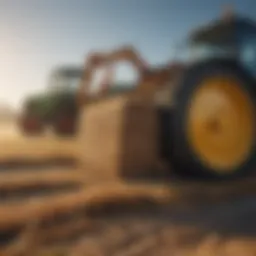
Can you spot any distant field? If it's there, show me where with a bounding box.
[0,121,19,138]
[0,121,78,161]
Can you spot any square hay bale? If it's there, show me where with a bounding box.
[77,95,158,182]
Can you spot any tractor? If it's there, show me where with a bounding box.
[76,11,256,182]
[19,65,135,136]
[19,66,83,136]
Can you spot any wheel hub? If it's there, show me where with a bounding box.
[187,76,254,173]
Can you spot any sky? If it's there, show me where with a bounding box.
[0,0,256,110]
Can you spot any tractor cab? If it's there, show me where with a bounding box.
[48,66,84,93]
[189,14,256,76]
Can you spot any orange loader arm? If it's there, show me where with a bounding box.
[76,45,149,105]
[77,45,184,105]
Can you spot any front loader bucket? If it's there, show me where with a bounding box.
[77,95,159,183]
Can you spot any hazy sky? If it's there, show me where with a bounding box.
[0,0,256,109]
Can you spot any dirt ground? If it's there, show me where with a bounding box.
[0,121,255,256]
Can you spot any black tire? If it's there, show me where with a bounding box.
[19,115,44,136]
[170,59,256,180]
[53,114,77,136]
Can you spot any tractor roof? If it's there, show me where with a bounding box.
[52,66,83,79]
[190,15,256,45]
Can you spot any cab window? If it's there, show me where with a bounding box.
[240,35,256,76]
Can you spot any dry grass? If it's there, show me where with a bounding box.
[0,121,255,256]
[0,168,84,192]
[1,182,256,256]
[0,184,165,231]
[31,225,256,256]
[35,238,256,256]
[0,136,78,162]
[1,179,256,230]
[174,235,256,256]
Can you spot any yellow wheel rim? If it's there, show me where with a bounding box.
[187,76,254,173]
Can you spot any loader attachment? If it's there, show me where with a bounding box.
[76,45,149,105]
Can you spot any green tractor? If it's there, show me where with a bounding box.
[19,65,133,136]
[19,66,83,136]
